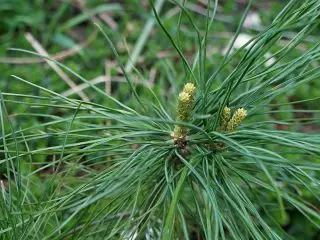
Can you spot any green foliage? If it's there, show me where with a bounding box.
[0,0,320,239]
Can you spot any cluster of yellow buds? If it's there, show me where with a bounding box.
[173,83,196,140]
[220,106,247,132]
[220,106,231,130]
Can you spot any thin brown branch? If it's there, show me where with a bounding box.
[25,32,89,101]
[62,75,152,98]
[0,31,97,64]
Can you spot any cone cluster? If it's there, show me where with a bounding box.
[220,107,247,132]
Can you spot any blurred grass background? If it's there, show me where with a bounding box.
[1,0,319,132]
[0,0,319,238]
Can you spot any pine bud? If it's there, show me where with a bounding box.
[173,83,196,140]
[183,83,196,96]
[176,92,192,122]
[226,108,247,132]
[220,106,231,130]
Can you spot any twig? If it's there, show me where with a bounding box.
[62,75,152,97]
[0,31,97,64]
[104,61,114,94]
[99,13,118,30]
[76,0,118,30]
[149,68,157,86]
[25,32,89,101]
